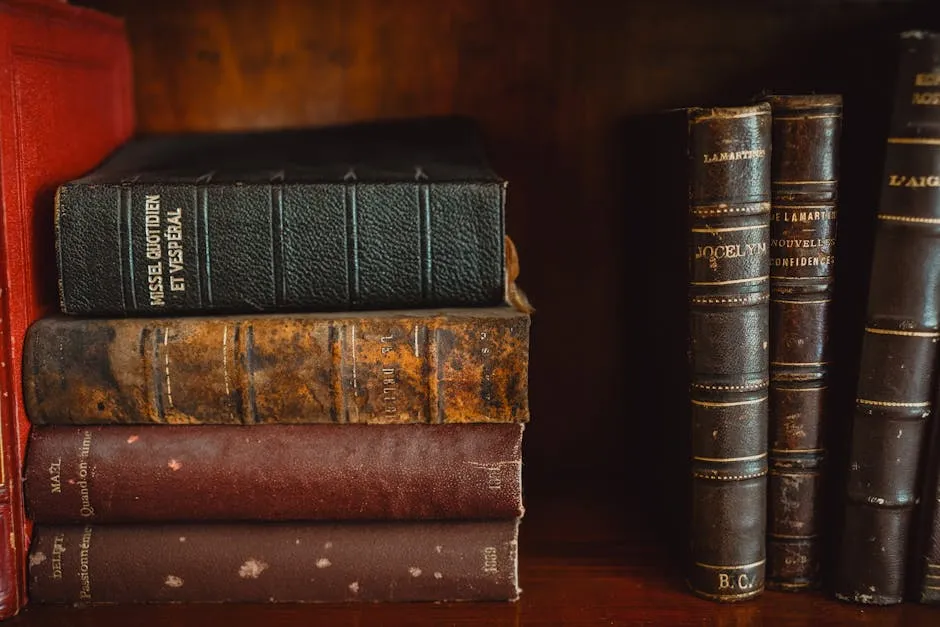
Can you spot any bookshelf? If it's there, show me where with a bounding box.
[12,484,940,625]
[12,0,938,623]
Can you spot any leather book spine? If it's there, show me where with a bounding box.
[28,520,521,604]
[835,31,940,606]
[24,307,530,425]
[918,372,940,604]
[763,94,843,591]
[687,103,771,603]
[55,178,506,315]
[920,496,940,602]
[0,1,135,618]
[25,424,523,523]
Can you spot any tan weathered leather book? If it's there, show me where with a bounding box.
[23,307,529,425]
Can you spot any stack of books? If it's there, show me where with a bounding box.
[20,118,532,604]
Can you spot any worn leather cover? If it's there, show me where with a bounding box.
[24,307,529,425]
[762,94,842,591]
[0,0,134,618]
[687,103,771,602]
[55,117,506,315]
[921,503,940,602]
[836,31,940,606]
[24,424,523,523]
[919,366,940,603]
[28,520,520,604]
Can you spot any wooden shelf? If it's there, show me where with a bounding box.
[32,1,939,623]
[8,486,938,626]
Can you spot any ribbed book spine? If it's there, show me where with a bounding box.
[836,30,940,605]
[55,175,506,316]
[687,103,771,602]
[24,308,529,425]
[918,369,940,604]
[763,94,843,591]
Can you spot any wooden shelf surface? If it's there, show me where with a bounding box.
[8,487,937,626]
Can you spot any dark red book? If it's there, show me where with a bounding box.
[28,520,521,604]
[0,0,134,617]
[24,424,524,523]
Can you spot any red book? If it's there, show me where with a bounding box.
[0,0,133,617]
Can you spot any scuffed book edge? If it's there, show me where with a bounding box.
[834,590,901,606]
[504,235,534,315]
[53,186,66,314]
[510,516,522,601]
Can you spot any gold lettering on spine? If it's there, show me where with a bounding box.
[914,65,940,103]
[380,334,398,416]
[165,207,186,293]
[698,559,764,593]
[771,210,837,222]
[770,238,834,249]
[51,533,65,579]
[78,526,93,601]
[912,92,940,106]
[770,256,833,268]
[48,457,62,494]
[78,430,94,518]
[469,461,506,491]
[887,174,940,187]
[484,465,502,490]
[694,225,768,272]
[915,73,940,86]
[483,546,499,574]
[145,195,165,306]
[695,242,768,262]
[716,572,758,591]
[770,205,835,268]
[702,148,767,164]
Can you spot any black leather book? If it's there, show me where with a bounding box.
[54,117,506,315]
[685,103,771,603]
[835,31,940,605]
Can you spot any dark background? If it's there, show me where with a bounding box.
[77,0,932,502]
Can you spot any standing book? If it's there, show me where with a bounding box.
[685,103,772,602]
[763,94,842,591]
[919,366,940,604]
[0,0,134,617]
[836,30,940,605]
